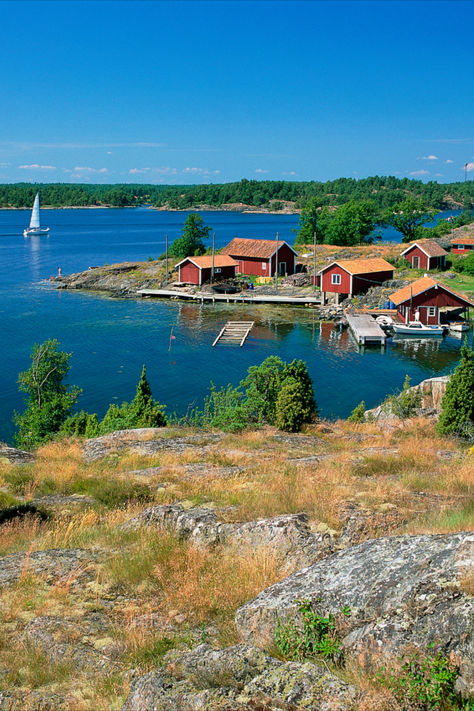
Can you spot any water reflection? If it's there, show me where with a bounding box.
[318,322,358,353]
[390,336,463,372]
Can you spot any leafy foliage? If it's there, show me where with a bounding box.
[437,344,474,438]
[348,401,366,422]
[295,199,377,246]
[168,214,211,259]
[59,410,100,438]
[100,365,166,433]
[382,375,422,420]
[14,339,81,449]
[379,647,460,710]
[448,251,474,277]
[383,196,436,243]
[275,599,350,665]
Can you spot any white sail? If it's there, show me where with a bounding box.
[29,193,41,229]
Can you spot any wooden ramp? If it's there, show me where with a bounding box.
[346,313,387,346]
[212,321,254,347]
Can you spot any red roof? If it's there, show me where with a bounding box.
[176,255,238,269]
[389,276,474,307]
[452,238,474,246]
[401,240,448,258]
[318,257,394,276]
[221,238,297,259]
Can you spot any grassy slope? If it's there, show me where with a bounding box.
[0,420,472,709]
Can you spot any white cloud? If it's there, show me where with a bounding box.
[255,168,268,174]
[409,169,430,176]
[129,168,151,174]
[18,163,56,170]
[435,173,444,177]
[182,167,219,176]
[445,159,454,163]
[73,166,108,173]
[282,171,297,176]
[466,162,474,172]
[418,155,438,160]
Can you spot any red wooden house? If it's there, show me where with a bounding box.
[400,240,447,270]
[389,276,474,325]
[176,255,238,285]
[221,238,298,277]
[451,237,474,254]
[318,258,394,304]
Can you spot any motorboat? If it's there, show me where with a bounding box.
[375,315,394,327]
[24,192,50,236]
[392,321,445,336]
[448,321,470,333]
[211,283,239,294]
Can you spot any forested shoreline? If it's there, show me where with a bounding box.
[1,176,472,212]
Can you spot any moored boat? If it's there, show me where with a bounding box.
[24,193,50,236]
[392,321,445,336]
[448,321,470,333]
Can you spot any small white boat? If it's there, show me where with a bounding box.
[392,321,445,336]
[23,193,50,236]
[448,321,470,333]
[376,315,394,327]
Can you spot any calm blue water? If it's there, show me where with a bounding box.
[0,207,468,444]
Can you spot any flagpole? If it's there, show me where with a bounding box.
[169,326,174,351]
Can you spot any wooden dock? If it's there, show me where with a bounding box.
[346,312,388,346]
[212,321,254,347]
[137,289,320,306]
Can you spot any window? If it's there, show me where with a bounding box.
[215,268,221,274]
[262,263,267,270]
[331,273,341,285]
[428,306,436,317]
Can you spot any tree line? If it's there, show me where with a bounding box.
[1,176,473,211]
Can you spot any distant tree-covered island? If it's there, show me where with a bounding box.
[0,176,472,213]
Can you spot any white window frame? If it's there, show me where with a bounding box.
[215,267,221,274]
[331,273,341,285]
[428,306,436,317]
[262,262,267,270]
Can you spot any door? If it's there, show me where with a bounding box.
[238,261,244,274]
[279,262,286,276]
[413,256,420,268]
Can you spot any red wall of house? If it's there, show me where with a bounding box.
[452,245,474,254]
[234,256,270,277]
[270,244,296,276]
[179,262,200,284]
[320,265,352,294]
[404,246,429,270]
[352,270,394,294]
[396,286,470,324]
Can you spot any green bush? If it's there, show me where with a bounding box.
[59,411,100,438]
[379,647,460,710]
[275,378,310,432]
[348,401,366,422]
[437,344,474,438]
[275,599,350,665]
[72,477,153,508]
[100,365,166,434]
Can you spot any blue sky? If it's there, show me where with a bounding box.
[0,0,472,185]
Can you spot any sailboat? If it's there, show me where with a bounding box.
[23,193,50,236]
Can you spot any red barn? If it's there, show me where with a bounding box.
[318,258,394,304]
[400,240,447,270]
[221,238,298,277]
[451,238,474,254]
[176,255,237,285]
[389,276,474,325]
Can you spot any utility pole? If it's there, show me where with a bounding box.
[211,232,215,283]
[165,233,169,286]
[274,231,279,291]
[313,230,317,292]
[465,163,468,183]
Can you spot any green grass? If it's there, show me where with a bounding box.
[438,272,474,297]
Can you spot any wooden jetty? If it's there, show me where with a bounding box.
[212,321,254,347]
[137,289,320,306]
[346,312,388,346]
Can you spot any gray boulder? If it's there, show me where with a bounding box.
[121,644,362,711]
[235,533,473,695]
[0,444,34,465]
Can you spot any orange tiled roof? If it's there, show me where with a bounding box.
[389,276,474,306]
[177,255,238,269]
[221,238,296,259]
[401,239,448,258]
[452,238,474,246]
[320,257,394,275]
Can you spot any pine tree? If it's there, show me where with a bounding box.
[437,343,474,437]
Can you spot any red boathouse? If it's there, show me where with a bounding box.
[451,238,474,254]
[400,240,447,270]
[318,258,395,304]
[221,238,298,277]
[176,255,238,285]
[389,276,474,325]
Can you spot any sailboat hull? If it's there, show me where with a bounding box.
[24,227,50,237]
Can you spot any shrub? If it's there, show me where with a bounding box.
[275,599,350,665]
[382,375,422,420]
[59,410,100,438]
[348,401,366,422]
[100,365,166,433]
[275,378,310,432]
[437,344,474,438]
